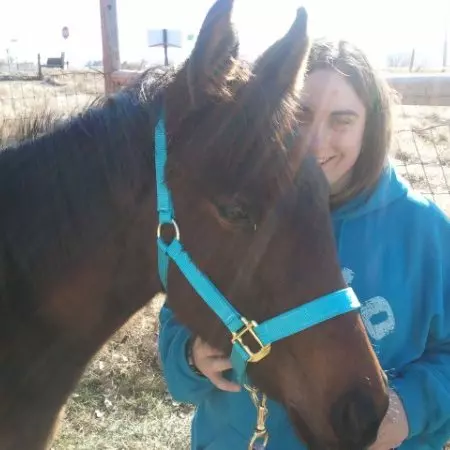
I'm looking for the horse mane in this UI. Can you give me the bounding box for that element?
[0,67,175,289]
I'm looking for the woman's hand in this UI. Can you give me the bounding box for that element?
[189,336,241,393]
[368,389,409,450]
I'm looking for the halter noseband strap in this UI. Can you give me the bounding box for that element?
[154,113,361,385]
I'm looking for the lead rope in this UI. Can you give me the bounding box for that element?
[244,385,269,450]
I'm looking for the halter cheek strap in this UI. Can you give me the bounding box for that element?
[154,112,361,385]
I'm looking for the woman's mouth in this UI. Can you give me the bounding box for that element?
[317,156,335,166]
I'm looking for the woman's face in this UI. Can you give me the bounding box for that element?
[298,69,367,195]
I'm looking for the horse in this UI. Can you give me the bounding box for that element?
[0,1,388,449]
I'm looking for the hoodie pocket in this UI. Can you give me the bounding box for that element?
[200,424,250,450]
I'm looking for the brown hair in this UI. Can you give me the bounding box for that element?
[305,39,398,207]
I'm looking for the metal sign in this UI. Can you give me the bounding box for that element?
[147,29,182,48]
[62,26,69,40]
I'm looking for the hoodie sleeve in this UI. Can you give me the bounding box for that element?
[391,206,450,440]
[157,303,216,404]
[391,342,450,439]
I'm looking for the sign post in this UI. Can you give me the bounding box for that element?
[148,29,183,66]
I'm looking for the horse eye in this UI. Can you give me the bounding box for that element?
[217,201,253,227]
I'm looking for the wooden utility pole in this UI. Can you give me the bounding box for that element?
[443,23,448,72]
[100,0,120,94]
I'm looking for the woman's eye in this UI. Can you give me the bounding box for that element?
[332,115,354,128]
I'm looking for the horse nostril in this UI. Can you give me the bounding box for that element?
[330,389,384,448]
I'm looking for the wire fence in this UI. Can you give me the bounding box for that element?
[392,105,450,215]
[0,70,104,146]
[0,71,449,216]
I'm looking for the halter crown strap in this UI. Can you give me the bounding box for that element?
[154,111,361,385]
[155,116,173,224]
[155,115,174,290]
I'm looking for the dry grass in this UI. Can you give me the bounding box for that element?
[1,73,449,449]
[0,71,103,148]
[0,70,103,122]
[51,295,193,450]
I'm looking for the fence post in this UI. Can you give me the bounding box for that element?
[37,53,43,80]
[409,49,415,73]
[100,0,120,94]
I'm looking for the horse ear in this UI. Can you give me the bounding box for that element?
[186,0,239,108]
[251,7,310,98]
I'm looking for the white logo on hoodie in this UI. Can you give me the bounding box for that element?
[342,268,396,341]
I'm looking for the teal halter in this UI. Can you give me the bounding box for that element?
[154,113,361,385]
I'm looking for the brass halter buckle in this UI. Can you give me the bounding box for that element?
[231,317,271,363]
[244,384,269,450]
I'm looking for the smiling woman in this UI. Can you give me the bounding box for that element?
[299,39,394,207]
[297,69,368,197]
[158,37,450,450]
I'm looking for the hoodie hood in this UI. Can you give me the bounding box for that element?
[332,160,410,222]
[331,160,412,256]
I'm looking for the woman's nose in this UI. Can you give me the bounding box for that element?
[306,127,329,156]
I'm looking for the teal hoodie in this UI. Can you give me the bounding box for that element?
[158,162,450,450]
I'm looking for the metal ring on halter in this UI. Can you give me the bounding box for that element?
[157,219,180,241]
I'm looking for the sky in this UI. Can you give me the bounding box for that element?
[0,0,449,69]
